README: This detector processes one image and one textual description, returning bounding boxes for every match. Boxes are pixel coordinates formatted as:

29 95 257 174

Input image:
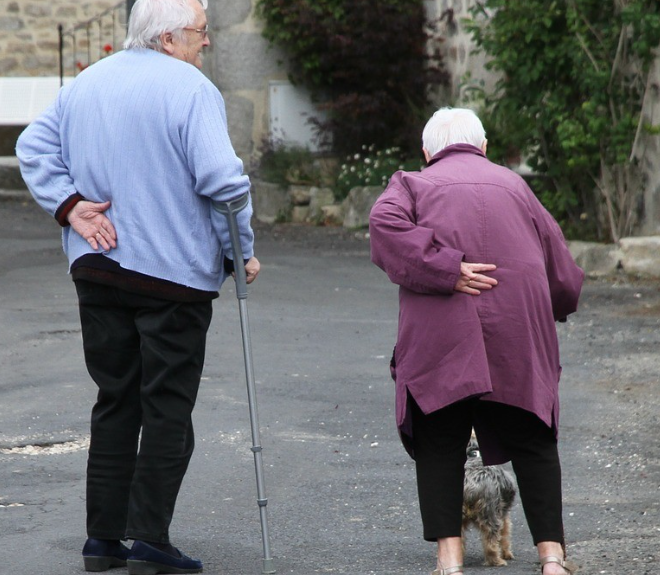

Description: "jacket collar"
427 143 486 167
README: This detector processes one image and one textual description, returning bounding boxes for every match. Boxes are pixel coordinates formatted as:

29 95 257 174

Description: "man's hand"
245 257 260 284
67 200 117 251
454 262 498 295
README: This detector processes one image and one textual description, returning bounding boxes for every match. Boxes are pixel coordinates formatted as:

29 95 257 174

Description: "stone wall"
0 0 125 77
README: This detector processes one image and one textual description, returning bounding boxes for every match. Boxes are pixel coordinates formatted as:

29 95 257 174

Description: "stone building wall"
426 0 497 104
205 0 288 168
639 55 660 235
0 0 126 77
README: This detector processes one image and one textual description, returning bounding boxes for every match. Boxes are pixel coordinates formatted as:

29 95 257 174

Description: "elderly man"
17 0 258 573
369 108 583 575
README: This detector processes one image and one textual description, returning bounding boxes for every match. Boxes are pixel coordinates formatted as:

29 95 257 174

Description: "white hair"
422 107 486 156
124 0 208 50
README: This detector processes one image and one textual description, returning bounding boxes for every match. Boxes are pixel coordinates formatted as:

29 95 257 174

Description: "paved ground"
0 198 659 575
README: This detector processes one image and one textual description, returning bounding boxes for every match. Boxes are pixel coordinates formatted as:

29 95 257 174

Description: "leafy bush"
256 0 450 157
465 0 660 242
334 145 423 199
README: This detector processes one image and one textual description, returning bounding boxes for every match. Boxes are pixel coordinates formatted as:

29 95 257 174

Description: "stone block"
291 205 309 223
619 236 660 278
289 185 311 206
25 4 53 17
210 0 252 28
55 6 78 18
342 185 384 228
321 204 344 226
250 178 288 224
308 187 335 220
214 32 286 91
0 16 23 31
568 241 622 278
0 56 18 74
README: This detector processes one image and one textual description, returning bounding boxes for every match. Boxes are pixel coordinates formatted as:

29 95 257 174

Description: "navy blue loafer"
82 538 131 572
127 540 203 574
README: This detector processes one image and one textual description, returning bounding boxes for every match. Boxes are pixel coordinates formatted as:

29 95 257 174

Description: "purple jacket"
369 144 584 463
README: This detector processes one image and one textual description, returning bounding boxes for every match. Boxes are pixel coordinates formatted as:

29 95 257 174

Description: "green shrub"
255 141 321 186
334 145 423 199
465 0 660 241
256 0 449 157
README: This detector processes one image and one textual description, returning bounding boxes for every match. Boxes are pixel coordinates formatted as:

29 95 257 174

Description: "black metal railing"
58 1 130 87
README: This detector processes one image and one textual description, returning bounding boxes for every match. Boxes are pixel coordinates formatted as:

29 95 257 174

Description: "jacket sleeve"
529 189 585 321
16 93 80 222
369 177 464 295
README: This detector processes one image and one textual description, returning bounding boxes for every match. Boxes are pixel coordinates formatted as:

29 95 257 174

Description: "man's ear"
160 32 175 55
422 147 432 163
481 139 488 155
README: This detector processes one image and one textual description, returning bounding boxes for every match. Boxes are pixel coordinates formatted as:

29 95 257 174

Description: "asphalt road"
1 199 659 575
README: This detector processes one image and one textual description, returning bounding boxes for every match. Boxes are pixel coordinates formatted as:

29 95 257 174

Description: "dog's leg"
500 514 514 560
478 520 507 567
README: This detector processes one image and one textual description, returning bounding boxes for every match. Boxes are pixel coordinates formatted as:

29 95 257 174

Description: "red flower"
103 44 113 54
76 61 89 71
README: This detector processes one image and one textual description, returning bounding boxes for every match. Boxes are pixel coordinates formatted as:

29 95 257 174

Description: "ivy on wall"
466 0 660 241
256 0 450 156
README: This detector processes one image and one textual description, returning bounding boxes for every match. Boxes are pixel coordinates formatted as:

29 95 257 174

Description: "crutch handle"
213 193 250 299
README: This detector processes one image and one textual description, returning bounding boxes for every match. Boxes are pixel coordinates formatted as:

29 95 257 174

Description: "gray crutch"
213 193 275 574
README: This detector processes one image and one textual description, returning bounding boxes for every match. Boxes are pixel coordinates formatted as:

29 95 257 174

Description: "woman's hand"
454 262 498 295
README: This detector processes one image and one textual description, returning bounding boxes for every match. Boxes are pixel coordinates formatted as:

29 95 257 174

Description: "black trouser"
411 397 564 545
75 280 212 543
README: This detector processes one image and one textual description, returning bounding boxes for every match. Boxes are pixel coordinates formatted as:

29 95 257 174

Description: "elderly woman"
369 108 583 575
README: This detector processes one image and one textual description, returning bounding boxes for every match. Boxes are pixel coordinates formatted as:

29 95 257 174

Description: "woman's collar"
427 143 486 167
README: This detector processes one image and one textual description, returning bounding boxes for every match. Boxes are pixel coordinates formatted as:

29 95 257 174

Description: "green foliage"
334 145 423 199
256 0 450 156
255 140 321 186
465 0 660 241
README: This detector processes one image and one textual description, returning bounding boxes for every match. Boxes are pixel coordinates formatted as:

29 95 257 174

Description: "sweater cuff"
55 192 85 227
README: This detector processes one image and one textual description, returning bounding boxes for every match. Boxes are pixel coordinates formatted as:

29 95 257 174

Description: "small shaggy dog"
462 436 517 566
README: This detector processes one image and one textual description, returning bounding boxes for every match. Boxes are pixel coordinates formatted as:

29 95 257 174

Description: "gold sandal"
541 555 577 574
432 566 463 575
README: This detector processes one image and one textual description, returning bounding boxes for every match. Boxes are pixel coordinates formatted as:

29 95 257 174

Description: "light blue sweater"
17 49 253 291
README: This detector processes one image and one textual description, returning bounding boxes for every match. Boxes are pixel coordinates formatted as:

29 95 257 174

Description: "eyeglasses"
182 24 209 39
